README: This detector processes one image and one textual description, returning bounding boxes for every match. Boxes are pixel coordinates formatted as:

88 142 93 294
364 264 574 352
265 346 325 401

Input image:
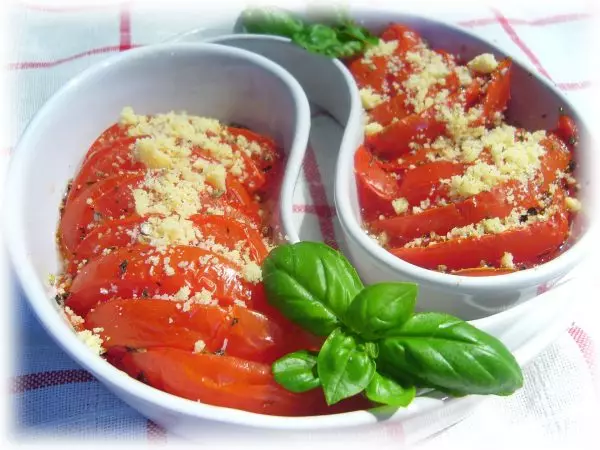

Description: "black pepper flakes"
214 349 225 356
54 293 68 305
231 317 239 327
119 259 129 276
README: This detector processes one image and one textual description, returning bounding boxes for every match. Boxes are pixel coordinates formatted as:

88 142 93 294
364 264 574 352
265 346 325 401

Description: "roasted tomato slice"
83 123 130 162
481 58 512 123
370 180 537 247
553 113 579 148
347 55 388 93
396 161 465 206
66 136 142 206
380 24 424 52
86 299 291 362
368 94 413 127
366 111 446 159
60 172 145 255
66 245 258 316
105 347 323 416
189 215 269 263
354 145 401 221
390 208 569 271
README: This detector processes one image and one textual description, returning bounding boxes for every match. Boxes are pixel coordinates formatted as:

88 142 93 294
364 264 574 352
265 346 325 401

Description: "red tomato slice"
226 126 281 172
539 134 572 190
397 161 465 205
70 215 147 270
390 208 569 271
368 94 413 127
87 299 224 352
86 299 289 362
553 114 579 148
105 347 322 416
348 55 388 92
60 172 145 255
482 58 512 123
366 112 446 160
83 123 130 162
66 136 142 206
66 245 257 316
371 180 537 247
238 151 266 193
380 24 424 52
189 215 268 263
354 145 401 221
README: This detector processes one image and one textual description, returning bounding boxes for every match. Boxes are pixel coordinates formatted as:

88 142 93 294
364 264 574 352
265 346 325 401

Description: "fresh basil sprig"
263 242 524 407
241 7 378 59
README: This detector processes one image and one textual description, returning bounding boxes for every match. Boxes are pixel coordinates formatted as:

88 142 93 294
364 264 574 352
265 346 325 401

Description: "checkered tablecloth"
5 0 599 447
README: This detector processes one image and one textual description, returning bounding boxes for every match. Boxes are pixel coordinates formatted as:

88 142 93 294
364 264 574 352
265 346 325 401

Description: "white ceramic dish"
186 11 595 321
4 10 592 447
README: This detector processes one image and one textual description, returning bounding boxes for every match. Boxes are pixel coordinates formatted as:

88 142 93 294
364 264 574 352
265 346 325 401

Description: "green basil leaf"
317 328 375 405
365 372 416 407
262 242 363 336
240 7 376 59
241 8 304 38
378 313 523 396
272 350 320 393
345 282 417 340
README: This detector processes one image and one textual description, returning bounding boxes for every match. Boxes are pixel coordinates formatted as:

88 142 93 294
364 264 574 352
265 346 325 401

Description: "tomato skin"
370 180 536 247
348 55 388 92
60 172 145 255
397 161 465 206
553 114 579 147
66 136 142 206
390 208 569 271
368 94 413 127
66 245 257 316
539 134 572 190
105 347 323 416
226 126 281 173
189 215 268 263
482 58 512 123
86 299 289 362
380 24 423 52
84 123 130 161
70 215 146 268
366 112 446 160
354 145 401 221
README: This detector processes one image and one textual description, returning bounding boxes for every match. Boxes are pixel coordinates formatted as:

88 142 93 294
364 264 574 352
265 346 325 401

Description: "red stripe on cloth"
568 325 598 378
7 45 122 70
11 369 95 393
119 3 132 52
492 8 553 81
147 420 168 442
557 80 592 90
458 12 591 28
293 204 337 217
302 146 339 249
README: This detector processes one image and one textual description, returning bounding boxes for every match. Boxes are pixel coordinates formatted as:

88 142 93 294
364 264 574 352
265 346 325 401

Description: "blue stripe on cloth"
10 272 159 441
12 382 150 440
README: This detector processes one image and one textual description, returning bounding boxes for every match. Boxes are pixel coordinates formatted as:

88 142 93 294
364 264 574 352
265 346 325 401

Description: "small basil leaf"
241 7 304 38
345 282 417 340
365 372 416 407
378 313 523 396
262 242 363 336
272 350 320 393
317 328 375 405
